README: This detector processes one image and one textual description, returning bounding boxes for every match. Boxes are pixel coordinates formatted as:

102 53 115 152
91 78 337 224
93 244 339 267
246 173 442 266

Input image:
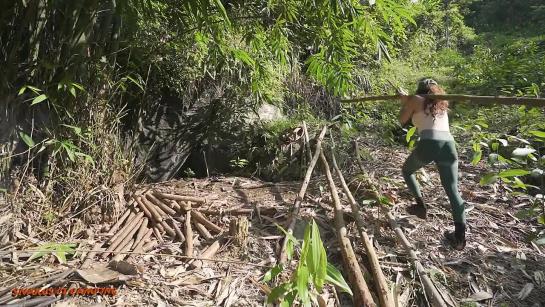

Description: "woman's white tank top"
411 108 450 133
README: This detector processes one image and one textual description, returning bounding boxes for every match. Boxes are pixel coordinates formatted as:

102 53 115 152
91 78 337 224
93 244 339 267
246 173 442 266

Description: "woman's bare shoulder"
410 95 425 104
408 95 425 110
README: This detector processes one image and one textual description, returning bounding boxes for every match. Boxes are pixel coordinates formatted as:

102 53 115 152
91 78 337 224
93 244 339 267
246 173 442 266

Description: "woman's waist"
417 129 454 141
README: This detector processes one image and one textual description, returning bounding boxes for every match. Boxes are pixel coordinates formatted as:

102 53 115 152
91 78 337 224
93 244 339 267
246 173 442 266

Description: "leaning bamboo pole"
319 148 376 307
330 149 394 307
278 125 328 265
341 94 545 107
353 168 448 307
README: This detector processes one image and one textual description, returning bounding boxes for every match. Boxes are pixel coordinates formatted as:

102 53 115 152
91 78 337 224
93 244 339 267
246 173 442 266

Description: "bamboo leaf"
480 173 498 185
267 283 291 303
529 130 545 138
297 266 310 305
498 169 531 178
19 132 35 147
263 264 283 282
31 94 48 105
325 263 352 295
406 126 416 143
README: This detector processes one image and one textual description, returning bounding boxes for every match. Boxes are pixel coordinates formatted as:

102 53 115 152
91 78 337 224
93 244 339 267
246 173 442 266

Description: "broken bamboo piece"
191 211 222 233
146 193 177 216
154 191 206 204
330 149 394 307
107 211 136 244
152 225 165 244
278 125 328 265
190 240 221 269
194 221 213 240
107 209 132 235
103 214 144 258
385 211 448 307
139 194 164 222
341 93 545 107
113 239 134 261
185 211 194 257
142 240 158 252
81 241 104 268
319 148 376 307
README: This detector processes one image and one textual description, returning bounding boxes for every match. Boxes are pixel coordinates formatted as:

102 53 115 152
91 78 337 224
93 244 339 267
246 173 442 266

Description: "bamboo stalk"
134 196 154 221
81 241 104 268
133 217 149 246
194 221 213 240
190 240 221 269
106 212 143 251
104 215 144 258
302 121 312 162
279 125 328 265
168 219 186 243
107 209 131 235
185 211 193 257
132 228 153 253
319 149 376 307
152 226 164 244
154 191 206 204
385 211 447 307
341 94 545 107
160 220 176 237
191 211 223 233
331 149 394 307
139 194 164 222
107 211 136 244
146 192 177 216
113 239 134 261
169 200 182 212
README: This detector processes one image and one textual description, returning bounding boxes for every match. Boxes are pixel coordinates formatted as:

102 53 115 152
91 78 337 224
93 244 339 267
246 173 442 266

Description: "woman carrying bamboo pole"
398 78 466 250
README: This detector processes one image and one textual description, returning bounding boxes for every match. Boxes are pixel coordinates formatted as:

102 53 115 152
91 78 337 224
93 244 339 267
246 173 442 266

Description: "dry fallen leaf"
517 283 534 300
108 260 140 275
461 291 493 302
77 265 133 284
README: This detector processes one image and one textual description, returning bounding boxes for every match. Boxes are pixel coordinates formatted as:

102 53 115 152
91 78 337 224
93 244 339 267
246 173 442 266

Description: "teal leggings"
402 139 466 223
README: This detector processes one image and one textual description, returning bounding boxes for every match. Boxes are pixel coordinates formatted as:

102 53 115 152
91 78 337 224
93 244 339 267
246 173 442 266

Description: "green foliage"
452 35 545 96
264 220 351 306
29 242 77 264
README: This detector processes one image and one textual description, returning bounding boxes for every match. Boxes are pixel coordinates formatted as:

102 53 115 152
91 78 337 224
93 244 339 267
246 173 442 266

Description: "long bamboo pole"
319 149 376 307
330 149 394 307
341 94 545 107
278 125 328 265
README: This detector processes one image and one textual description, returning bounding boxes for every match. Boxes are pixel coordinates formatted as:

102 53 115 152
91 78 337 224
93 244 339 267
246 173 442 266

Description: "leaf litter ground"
1 143 544 306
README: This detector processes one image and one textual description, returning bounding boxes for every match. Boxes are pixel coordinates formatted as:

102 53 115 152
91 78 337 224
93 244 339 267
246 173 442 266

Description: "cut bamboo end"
154 191 206 204
191 210 222 234
190 240 221 269
194 221 213 240
146 192 177 216
185 211 193 257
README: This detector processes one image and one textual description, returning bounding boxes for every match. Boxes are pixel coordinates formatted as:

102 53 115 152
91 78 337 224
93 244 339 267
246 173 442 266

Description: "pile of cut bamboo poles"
81 190 223 267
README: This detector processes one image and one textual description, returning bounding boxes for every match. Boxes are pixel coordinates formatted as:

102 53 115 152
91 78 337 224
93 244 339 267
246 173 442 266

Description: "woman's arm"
399 96 414 126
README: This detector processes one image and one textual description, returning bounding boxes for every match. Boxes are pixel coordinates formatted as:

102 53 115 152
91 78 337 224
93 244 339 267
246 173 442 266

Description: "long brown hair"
416 78 449 119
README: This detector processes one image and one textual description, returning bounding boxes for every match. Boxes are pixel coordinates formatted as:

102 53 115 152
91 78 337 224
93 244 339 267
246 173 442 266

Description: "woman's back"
411 96 450 133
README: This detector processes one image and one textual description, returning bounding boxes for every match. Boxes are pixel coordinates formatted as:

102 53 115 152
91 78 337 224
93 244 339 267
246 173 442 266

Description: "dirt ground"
1 142 544 307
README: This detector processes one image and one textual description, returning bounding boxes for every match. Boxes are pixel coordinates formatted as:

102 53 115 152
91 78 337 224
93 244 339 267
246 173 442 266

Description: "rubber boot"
445 222 466 250
406 196 427 219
